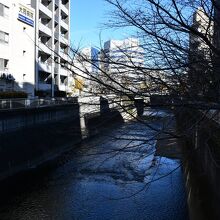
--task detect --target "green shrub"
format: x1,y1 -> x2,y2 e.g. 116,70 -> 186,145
35,90 -> 48,97
35,90 -> 67,98
0,91 -> 28,99
54,91 -> 67,97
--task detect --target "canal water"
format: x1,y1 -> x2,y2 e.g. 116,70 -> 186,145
0,114 -> 189,220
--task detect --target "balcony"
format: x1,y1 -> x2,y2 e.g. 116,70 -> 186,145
39,22 -> 52,37
39,42 -> 52,55
60,36 -> 68,45
60,20 -> 68,31
60,51 -> 69,62
59,84 -> 67,91
61,0 -> 69,8
38,61 -> 52,73
60,67 -> 68,76
39,3 -> 52,18
61,4 -> 69,16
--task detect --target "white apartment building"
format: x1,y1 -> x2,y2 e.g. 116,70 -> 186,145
0,0 -> 35,96
100,38 -> 145,91
31,0 -> 71,96
102,38 -> 144,78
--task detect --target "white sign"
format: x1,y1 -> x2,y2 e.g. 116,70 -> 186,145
18,4 -> 34,27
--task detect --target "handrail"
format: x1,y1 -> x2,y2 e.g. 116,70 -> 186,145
0,97 -> 78,110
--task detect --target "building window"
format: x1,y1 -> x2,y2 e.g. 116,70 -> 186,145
0,3 -> 9,18
0,31 -> 9,44
0,58 -> 9,71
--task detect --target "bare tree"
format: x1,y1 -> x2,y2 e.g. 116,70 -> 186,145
47,0 -> 220,206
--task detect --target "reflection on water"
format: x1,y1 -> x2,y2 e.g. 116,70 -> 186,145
0,119 -> 188,220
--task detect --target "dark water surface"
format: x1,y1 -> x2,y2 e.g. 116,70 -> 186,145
0,120 -> 188,220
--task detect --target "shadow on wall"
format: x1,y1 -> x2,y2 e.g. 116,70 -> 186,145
37,60 -> 71,98
0,99 -> 81,181
176,109 -> 220,220
0,75 -> 36,97
0,64 -> 68,98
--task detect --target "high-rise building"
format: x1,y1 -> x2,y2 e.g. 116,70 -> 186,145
102,38 -> 144,74
189,7 -> 213,96
31,0 -> 71,96
0,0 -> 35,96
190,8 -> 213,58
100,38 -> 145,92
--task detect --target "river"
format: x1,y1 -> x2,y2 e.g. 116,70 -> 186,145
0,113 -> 189,220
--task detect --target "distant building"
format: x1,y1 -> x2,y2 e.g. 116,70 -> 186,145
190,8 -> 213,58
189,7 -> 213,97
79,47 -> 99,74
100,38 -> 145,92
102,38 -> 144,73
30,0 -> 71,96
0,0 -> 35,96
72,47 -> 99,95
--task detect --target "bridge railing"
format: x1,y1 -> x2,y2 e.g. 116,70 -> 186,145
0,97 -> 78,110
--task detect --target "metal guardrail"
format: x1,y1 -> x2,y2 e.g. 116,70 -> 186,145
0,97 -> 78,110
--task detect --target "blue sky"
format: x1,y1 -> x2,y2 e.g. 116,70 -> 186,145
70,0 -> 130,48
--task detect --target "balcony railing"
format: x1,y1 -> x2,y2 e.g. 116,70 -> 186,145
60,20 -> 68,31
60,51 -> 69,61
59,84 -> 67,91
60,67 -> 68,76
39,42 -> 52,55
38,61 -> 52,73
61,4 -> 69,15
39,2 -> 52,18
60,36 -> 68,45
39,22 -> 52,37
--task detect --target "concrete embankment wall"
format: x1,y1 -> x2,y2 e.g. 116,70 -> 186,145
0,100 -> 123,181
175,108 -> 220,220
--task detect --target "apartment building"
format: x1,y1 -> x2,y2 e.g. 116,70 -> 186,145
100,38 -> 145,92
189,7 -> 214,96
31,0 -> 71,96
0,0 -> 35,96
102,38 -> 144,73
190,8 -> 213,57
